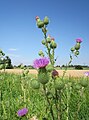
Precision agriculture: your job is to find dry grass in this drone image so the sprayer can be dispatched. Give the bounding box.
[1,69,89,77]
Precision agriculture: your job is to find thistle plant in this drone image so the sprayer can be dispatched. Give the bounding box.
[30,16,83,120]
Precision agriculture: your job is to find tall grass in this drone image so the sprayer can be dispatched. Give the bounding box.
[0,72,89,120]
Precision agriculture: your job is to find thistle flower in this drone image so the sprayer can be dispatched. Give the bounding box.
[76,38,82,43]
[33,57,49,69]
[84,72,89,77]
[52,69,59,78]
[17,108,28,117]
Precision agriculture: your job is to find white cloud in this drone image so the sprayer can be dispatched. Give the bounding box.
[8,48,18,51]
[7,53,20,58]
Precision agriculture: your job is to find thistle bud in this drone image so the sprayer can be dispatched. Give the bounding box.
[46,35,51,43]
[38,68,49,84]
[50,41,57,49]
[75,50,79,55]
[43,16,49,25]
[30,79,40,89]
[52,69,59,78]
[38,72,49,84]
[41,40,46,45]
[54,78,65,90]
[38,50,44,57]
[35,16,40,21]
[51,38,55,41]
[46,64,54,72]
[71,47,75,52]
[75,43,80,50]
[37,21,44,28]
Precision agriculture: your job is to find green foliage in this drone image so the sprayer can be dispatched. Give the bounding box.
[0,72,89,120]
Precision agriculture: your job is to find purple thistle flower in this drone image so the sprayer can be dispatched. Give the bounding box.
[84,72,89,77]
[33,57,49,69]
[76,38,82,43]
[17,108,28,117]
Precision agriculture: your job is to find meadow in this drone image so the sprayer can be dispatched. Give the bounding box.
[0,70,89,120]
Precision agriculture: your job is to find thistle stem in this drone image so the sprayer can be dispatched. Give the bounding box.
[43,84,55,120]
[44,30,53,65]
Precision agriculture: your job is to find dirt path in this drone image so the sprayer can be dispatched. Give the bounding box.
[1,69,89,77]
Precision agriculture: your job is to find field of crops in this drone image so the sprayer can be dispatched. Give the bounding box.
[1,69,89,77]
[0,70,89,120]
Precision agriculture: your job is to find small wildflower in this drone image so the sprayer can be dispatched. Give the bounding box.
[17,108,28,117]
[76,38,82,43]
[84,72,89,77]
[33,57,49,69]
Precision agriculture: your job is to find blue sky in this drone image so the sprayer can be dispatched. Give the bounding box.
[0,0,89,66]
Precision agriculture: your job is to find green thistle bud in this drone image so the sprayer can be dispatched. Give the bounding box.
[50,41,57,49]
[41,40,46,45]
[38,50,44,57]
[43,16,49,25]
[30,79,40,89]
[75,50,79,56]
[75,43,80,50]
[46,64,54,72]
[38,72,49,84]
[54,78,65,90]
[38,68,49,84]
[37,21,44,28]
[46,35,51,43]
[71,47,75,52]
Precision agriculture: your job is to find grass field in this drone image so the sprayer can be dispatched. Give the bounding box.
[0,69,89,120]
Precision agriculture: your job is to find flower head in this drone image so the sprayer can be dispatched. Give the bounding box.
[52,69,59,78]
[35,16,40,21]
[33,57,49,69]
[76,38,82,43]
[17,108,28,117]
[84,72,89,77]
